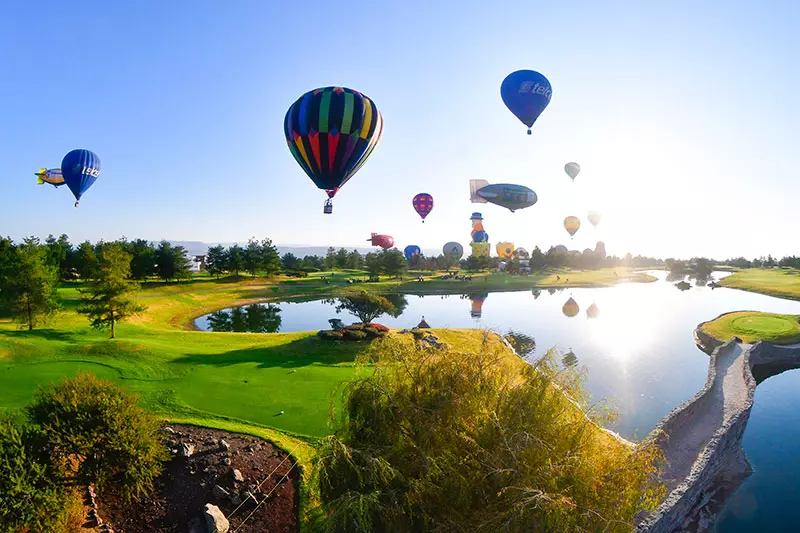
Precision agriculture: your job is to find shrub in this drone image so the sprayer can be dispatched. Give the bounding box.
[343,329,368,341]
[26,374,168,502]
[363,327,379,338]
[368,323,389,333]
[410,328,426,340]
[0,417,66,533]
[318,330,345,340]
[345,323,365,331]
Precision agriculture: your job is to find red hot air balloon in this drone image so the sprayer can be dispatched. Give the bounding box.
[367,233,394,249]
[412,193,434,222]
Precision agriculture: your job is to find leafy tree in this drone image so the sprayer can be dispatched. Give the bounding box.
[504,330,537,357]
[0,237,17,310]
[75,240,99,280]
[325,247,337,271]
[26,374,168,502]
[0,417,66,532]
[227,244,244,278]
[205,245,227,278]
[303,254,325,271]
[260,238,282,276]
[316,339,664,532]
[244,237,264,277]
[693,257,713,280]
[335,290,397,325]
[8,239,60,330]
[335,248,350,269]
[44,234,72,280]
[381,249,406,278]
[529,246,546,270]
[128,239,156,281]
[154,241,191,282]
[78,244,145,339]
[463,255,481,272]
[364,252,382,278]
[282,252,301,271]
[347,250,364,270]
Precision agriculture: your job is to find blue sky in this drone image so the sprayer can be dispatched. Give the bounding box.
[2,1,798,259]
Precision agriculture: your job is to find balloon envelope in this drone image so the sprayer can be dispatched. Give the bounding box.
[367,233,394,249]
[588,210,602,227]
[61,149,101,203]
[470,181,537,212]
[586,303,600,319]
[284,87,383,197]
[403,245,421,260]
[564,216,580,237]
[501,70,552,134]
[554,245,568,254]
[443,242,464,259]
[412,193,434,221]
[496,242,515,259]
[565,162,580,181]
[562,297,579,318]
[35,168,64,187]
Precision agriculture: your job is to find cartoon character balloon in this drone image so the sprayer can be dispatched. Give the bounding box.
[565,162,580,182]
[284,87,383,214]
[501,70,552,135]
[562,297,579,318]
[496,242,515,260]
[588,210,602,228]
[443,242,464,259]
[470,292,489,318]
[469,212,490,257]
[564,216,580,239]
[412,193,434,223]
[35,168,64,187]
[61,149,101,207]
[403,245,421,261]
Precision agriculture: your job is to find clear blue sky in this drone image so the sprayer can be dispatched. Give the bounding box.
[2,0,798,259]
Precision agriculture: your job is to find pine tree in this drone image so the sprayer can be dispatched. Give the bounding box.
[78,244,145,339]
[244,238,264,277]
[260,238,282,277]
[205,245,227,278]
[8,239,60,330]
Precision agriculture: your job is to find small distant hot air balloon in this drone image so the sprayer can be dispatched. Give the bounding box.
[284,87,383,214]
[554,245,568,255]
[412,193,434,223]
[586,303,600,319]
[443,242,464,259]
[469,180,537,212]
[34,168,65,187]
[403,245,421,261]
[564,216,580,239]
[501,70,552,135]
[367,233,394,249]
[565,162,580,182]
[496,242,515,260]
[562,297,579,318]
[588,210,602,228]
[513,248,530,260]
[61,149,101,207]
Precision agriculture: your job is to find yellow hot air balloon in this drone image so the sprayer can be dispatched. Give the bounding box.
[564,216,580,239]
[562,297,579,318]
[496,242,515,259]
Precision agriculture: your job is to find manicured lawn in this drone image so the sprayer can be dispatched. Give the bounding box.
[720,268,800,300]
[701,311,800,345]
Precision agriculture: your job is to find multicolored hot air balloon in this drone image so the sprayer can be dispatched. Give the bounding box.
[284,87,383,214]
[403,245,421,261]
[586,303,600,319]
[588,210,602,228]
[470,292,489,318]
[513,248,530,260]
[367,233,394,249]
[564,216,580,239]
[469,213,490,257]
[412,193,433,223]
[469,180,537,212]
[61,149,101,207]
[501,70,552,135]
[35,168,64,187]
[496,242,515,260]
[562,297,579,318]
[565,162,580,182]
[443,241,464,259]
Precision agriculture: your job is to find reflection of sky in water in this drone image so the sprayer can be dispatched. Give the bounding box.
[196,271,800,440]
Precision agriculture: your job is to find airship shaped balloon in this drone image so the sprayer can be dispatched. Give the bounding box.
[367,233,394,249]
[469,180,537,212]
[501,70,552,135]
[34,168,65,187]
[403,245,421,261]
[412,193,434,222]
[443,241,464,259]
[564,162,580,182]
[284,87,383,214]
[61,149,101,207]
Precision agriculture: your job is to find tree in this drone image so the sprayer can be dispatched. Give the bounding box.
[227,244,244,278]
[26,374,167,502]
[128,239,156,281]
[0,237,17,311]
[382,249,406,279]
[364,252,382,278]
[335,290,397,325]
[281,252,301,272]
[243,238,264,277]
[335,248,350,269]
[303,254,325,271]
[44,234,72,280]
[75,240,99,280]
[347,250,364,270]
[205,245,227,278]
[260,238,282,276]
[154,241,191,282]
[463,255,481,272]
[8,239,60,330]
[324,247,337,272]
[78,244,145,339]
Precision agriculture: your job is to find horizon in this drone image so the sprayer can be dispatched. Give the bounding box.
[2,1,798,259]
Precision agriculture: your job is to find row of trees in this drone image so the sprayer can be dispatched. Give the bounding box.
[721,255,800,269]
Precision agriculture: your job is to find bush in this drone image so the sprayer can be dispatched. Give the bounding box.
[343,329,368,341]
[344,323,366,331]
[318,330,345,340]
[368,323,389,333]
[0,418,66,532]
[26,374,168,502]
[410,328,426,340]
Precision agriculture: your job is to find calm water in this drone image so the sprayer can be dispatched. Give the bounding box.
[196,271,800,531]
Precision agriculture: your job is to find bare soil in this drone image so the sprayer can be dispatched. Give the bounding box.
[96,424,299,532]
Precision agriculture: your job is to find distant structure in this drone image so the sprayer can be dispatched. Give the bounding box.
[469,212,490,257]
[190,255,206,272]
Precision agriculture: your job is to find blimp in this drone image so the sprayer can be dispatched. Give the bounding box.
[469,180,537,212]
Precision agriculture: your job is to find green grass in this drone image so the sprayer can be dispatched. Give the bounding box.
[720,268,800,300]
[701,311,800,345]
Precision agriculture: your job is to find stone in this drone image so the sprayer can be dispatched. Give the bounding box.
[223,457,232,466]
[219,439,230,452]
[213,484,230,499]
[232,469,244,483]
[230,493,243,506]
[161,426,176,434]
[203,503,230,533]
[179,442,195,458]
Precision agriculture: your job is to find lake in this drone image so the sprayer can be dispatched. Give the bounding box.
[196,270,800,530]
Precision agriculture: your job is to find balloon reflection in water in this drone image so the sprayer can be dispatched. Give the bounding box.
[562,297,579,318]
[586,303,600,319]
[468,292,489,318]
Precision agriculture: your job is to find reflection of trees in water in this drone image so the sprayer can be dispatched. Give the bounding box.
[562,350,578,367]
[505,330,536,357]
[205,304,282,333]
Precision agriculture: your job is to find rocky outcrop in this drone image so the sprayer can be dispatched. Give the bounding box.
[636,329,800,532]
[203,503,230,533]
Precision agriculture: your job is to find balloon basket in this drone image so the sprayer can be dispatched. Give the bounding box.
[527,129,532,135]
[323,200,333,214]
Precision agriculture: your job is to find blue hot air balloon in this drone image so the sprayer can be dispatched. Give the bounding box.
[61,149,101,207]
[501,70,552,135]
[404,245,421,261]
